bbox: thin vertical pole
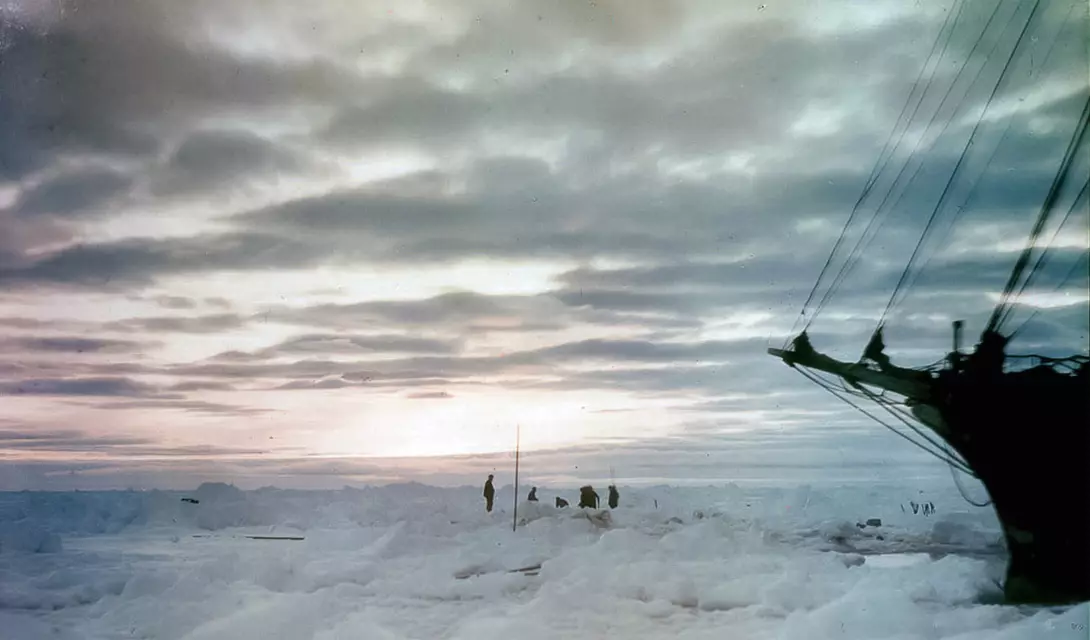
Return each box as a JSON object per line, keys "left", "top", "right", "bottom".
{"left": 512, "top": 424, "right": 520, "bottom": 532}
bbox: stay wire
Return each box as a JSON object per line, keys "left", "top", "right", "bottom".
{"left": 791, "top": 0, "right": 967, "bottom": 340}
{"left": 880, "top": 0, "right": 1046, "bottom": 325}
{"left": 899, "top": 1, "right": 1082, "bottom": 319}
{"left": 807, "top": 0, "right": 1014, "bottom": 327}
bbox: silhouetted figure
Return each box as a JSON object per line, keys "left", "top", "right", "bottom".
{"left": 929, "top": 501, "right": 935, "bottom": 515}
{"left": 555, "top": 497, "right": 569, "bottom": 508}
{"left": 528, "top": 487, "right": 538, "bottom": 502}
{"left": 483, "top": 474, "right": 495, "bottom": 513}
{"left": 967, "top": 329, "right": 1009, "bottom": 377}
{"left": 608, "top": 485, "right": 619, "bottom": 509}
{"left": 910, "top": 501, "right": 919, "bottom": 514}
{"left": 863, "top": 326, "right": 892, "bottom": 371}
{"left": 792, "top": 331, "right": 815, "bottom": 357}
{"left": 578, "top": 485, "right": 600, "bottom": 509}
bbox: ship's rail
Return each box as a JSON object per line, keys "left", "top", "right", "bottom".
{"left": 1004, "top": 353, "right": 1088, "bottom": 375}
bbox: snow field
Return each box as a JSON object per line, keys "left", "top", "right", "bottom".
{"left": 1, "top": 481, "right": 1086, "bottom": 639}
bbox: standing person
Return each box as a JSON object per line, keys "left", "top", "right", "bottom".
{"left": 578, "top": 485, "right": 599, "bottom": 509}
{"left": 483, "top": 474, "right": 495, "bottom": 513}
{"left": 608, "top": 485, "right": 619, "bottom": 509}
{"left": 528, "top": 487, "right": 538, "bottom": 502}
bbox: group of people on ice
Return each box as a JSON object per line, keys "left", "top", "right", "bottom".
{"left": 482, "top": 474, "right": 619, "bottom": 513}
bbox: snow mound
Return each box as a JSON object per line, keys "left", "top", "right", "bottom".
{"left": 0, "top": 521, "right": 62, "bottom": 553}
{"left": 1, "top": 481, "right": 1084, "bottom": 639}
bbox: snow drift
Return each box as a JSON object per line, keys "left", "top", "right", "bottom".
{"left": 0, "top": 481, "right": 1085, "bottom": 639}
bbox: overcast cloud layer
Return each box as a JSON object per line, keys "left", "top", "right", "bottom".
{"left": 0, "top": 0, "right": 1087, "bottom": 490}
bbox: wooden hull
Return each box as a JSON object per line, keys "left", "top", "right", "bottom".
{"left": 770, "top": 346, "right": 1090, "bottom": 604}
{"left": 932, "top": 366, "right": 1090, "bottom": 604}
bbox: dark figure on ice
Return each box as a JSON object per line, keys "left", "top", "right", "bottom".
{"left": 528, "top": 487, "right": 538, "bottom": 502}
{"left": 555, "top": 497, "right": 569, "bottom": 508}
{"left": 578, "top": 485, "right": 600, "bottom": 509}
{"left": 608, "top": 485, "right": 619, "bottom": 509}
{"left": 483, "top": 474, "right": 495, "bottom": 513}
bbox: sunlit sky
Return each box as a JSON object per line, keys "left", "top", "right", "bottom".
{"left": 0, "top": 0, "right": 1086, "bottom": 489}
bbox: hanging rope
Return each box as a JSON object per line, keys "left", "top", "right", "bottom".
{"left": 989, "top": 95, "right": 1090, "bottom": 333}
{"left": 1002, "top": 174, "right": 1090, "bottom": 329}
{"left": 790, "top": 0, "right": 966, "bottom": 341}
{"left": 892, "top": 0, "right": 1083, "bottom": 327}
{"left": 879, "top": 0, "right": 1046, "bottom": 326}
{"left": 806, "top": 0, "right": 1013, "bottom": 328}
{"left": 796, "top": 367, "right": 975, "bottom": 475}
{"left": 948, "top": 454, "right": 992, "bottom": 507}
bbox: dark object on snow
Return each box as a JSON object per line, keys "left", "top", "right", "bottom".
{"left": 181, "top": 498, "right": 199, "bottom": 504}
{"left": 528, "top": 487, "right": 538, "bottom": 502}
{"left": 578, "top": 485, "right": 599, "bottom": 509}
{"left": 608, "top": 485, "right": 619, "bottom": 509}
{"left": 483, "top": 475, "right": 495, "bottom": 513}
{"left": 555, "top": 497, "right": 569, "bottom": 508}
{"left": 866, "top": 518, "right": 882, "bottom": 527}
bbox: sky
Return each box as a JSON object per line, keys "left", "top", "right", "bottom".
{"left": 0, "top": 0, "right": 1087, "bottom": 490}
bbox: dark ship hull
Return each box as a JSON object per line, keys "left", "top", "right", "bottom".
{"left": 770, "top": 340, "right": 1090, "bottom": 604}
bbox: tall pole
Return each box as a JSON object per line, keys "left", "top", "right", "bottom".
{"left": 512, "top": 424, "right": 520, "bottom": 532}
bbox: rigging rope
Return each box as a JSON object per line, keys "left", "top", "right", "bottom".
{"left": 989, "top": 95, "right": 1090, "bottom": 333}
{"left": 879, "top": 0, "right": 1046, "bottom": 325}
{"left": 790, "top": 0, "right": 966, "bottom": 342}
{"left": 1001, "top": 172, "right": 1090, "bottom": 329}
{"left": 796, "top": 367, "right": 975, "bottom": 475}
{"left": 948, "top": 455, "right": 992, "bottom": 507}
{"left": 806, "top": 0, "right": 1013, "bottom": 328}
{"left": 898, "top": 0, "right": 1076, "bottom": 309}
{"left": 1008, "top": 250, "right": 1089, "bottom": 342}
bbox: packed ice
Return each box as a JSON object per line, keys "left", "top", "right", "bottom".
{"left": 1, "top": 480, "right": 1086, "bottom": 639}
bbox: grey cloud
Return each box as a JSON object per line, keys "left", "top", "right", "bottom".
{"left": 0, "top": 336, "right": 154, "bottom": 355}
{"left": 275, "top": 378, "right": 354, "bottom": 391}
{"left": 0, "top": 428, "right": 268, "bottom": 455}
{"left": 254, "top": 333, "right": 460, "bottom": 357}
{"left": 167, "top": 380, "right": 239, "bottom": 392}
{"left": 152, "top": 129, "right": 307, "bottom": 195}
{"left": 100, "top": 399, "right": 272, "bottom": 417}
{"left": 0, "top": 232, "right": 324, "bottom": 287}
{"left": 151, "top": 295, "right": 199, "bottom": 310}
{"left": 0, "top": 376, "right": 161, "bottom": 397}
{"left": 106, "top": 313, "right": 249, "bottom": 334}
{"left": 406, "top": 391, "right": 453, "bottom": 399}
{"left": 0, "top": 1, "right": 365, "bottom": 180}
{"left": 12, "top": 166, "right": 133, "bottom": 217}
{"left": 0, "top": 429, "right": 149, "bottom": 448}
{"left": 265, "top": 292, "right": 568, "bottom": 332}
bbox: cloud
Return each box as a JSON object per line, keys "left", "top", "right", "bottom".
{"left": 99, "top": 399, "right": 272, "bottom": 417}
{"left": 247, "top": 333, "right": 460, "bottom": 358}
{"left": 12, "top": 166, "right": 133, "bottom": 218}
{"left": 0, "top": 428, "right": 269, "bottom": 455}
{"left": 0, "top": 336, "right": 153, "bottom": 354}
{"left": 105, "top": 313, "right": 249, "bottom": 334}
{"left": 406, "top": 391, "right": 453, "bottom": 400}
{"left": 0, "top": 0, "right": 1084, "bottom": 491}
{"left": 0, "top": 376, "right": 162, "bottom": 397}
{"left": 151, "top": 128, "right": 308, "bottom": 195}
